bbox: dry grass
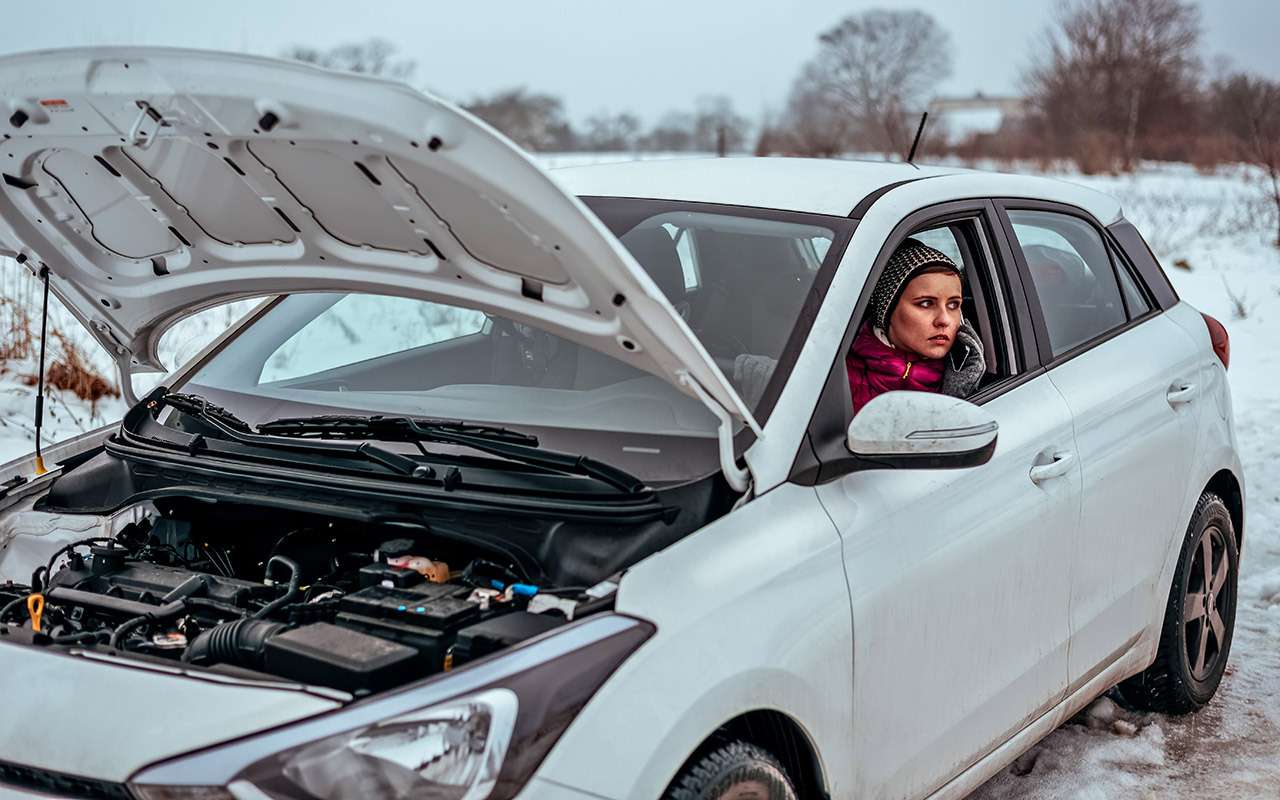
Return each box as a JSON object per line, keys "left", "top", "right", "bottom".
{"left": 15, "top": 331, "right": 120, "bottom": 415}
{"left": 0, "top": 298, "right": 33, "bottom": 361}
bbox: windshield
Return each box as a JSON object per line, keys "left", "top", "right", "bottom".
{"left": 174, "top": 198, "right": 852, "bottom": 483}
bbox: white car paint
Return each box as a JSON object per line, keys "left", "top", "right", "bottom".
{"left": 0, "top": 643, "right": 341, "bottom": 781}
{"left": 0, "top": 47, "right": 754, "bottom": 429}
{"left": 0, "top": 48, "right": 1244, "bottom": 800}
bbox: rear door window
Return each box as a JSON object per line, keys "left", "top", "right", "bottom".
{"left": 1006, "top": 209, "right": 1127, "bottom": 357}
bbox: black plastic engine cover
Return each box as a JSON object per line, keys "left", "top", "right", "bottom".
{"left": 55, "top": 562, "right": 271, "bottom": 609}
{"left": 264, "top": 622, "right": 420, "bottom": 693}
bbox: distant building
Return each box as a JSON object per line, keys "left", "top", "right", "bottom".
{"left": 927, "top": 93, "right": 1027, "bottom": 144}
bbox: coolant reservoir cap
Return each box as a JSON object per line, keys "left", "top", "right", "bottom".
{"left": 377, "top": 538, "right": 416, "bottom": 560}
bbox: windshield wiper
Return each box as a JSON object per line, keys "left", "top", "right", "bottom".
{"left": 256, "top": 415, "right": 645, "bottom": 494}
{"left": 258, "top": 415, "right": 539, "bottom": 446}
{"left": 144, "top": 394, "right": 436, "bottom": 481}
{"left": 160, "top": 392, "right": 254, "bottom": 433}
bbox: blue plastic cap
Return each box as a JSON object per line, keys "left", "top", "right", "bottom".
{"left": 511, "top": 583, "right": 539, "bottom": 597}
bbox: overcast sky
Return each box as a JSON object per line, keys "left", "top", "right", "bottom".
{"left": 5, "top": 1, "right": 1278, "bottom": 124}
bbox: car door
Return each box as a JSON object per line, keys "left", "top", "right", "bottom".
{"left": 997, "top": 202, "right": 1203, "bottom": 691}
{"left": 810, "top": 204, "right": 1081, "bottom": 799}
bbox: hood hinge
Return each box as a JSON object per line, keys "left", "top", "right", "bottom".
{"left": 678, "top": 372, "right": 755, "bottom": 495}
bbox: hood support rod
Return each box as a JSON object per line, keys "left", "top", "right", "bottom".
{"left": 33, "top": 265, "right": 50, "bottom": 475}
{"left": 678, "top": 372, "right": 753, "bottom": 495}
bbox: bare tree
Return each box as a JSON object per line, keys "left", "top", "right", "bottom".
{"left": 639, "top": 112, "right": 696, "bottom": 152}
{"left": 463, "top": 88, "right": 575, "bottom": 151}
{"left": 692, "top": 95, "right": 750, "bottom": 153}
{"left": 805, "top": 9, "right": 952, "bottom": 156}
{"left": 782, "top": 61, "right": 857, "bottom": 157}
{"left": 1023, "top": 0, "right": 1201, "bottom": 171}
{"left": 282, "top": 38, "right": 416, "bottom": 80}
{"left": 1210, "top": 73, "right": 1280, "bottom": 247}
{"left": 581, "top": 112, "right": 642, "bottom": 152}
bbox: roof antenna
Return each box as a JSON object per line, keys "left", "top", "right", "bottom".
{"left": 906, "top": 111, "right": 929, "bottom": 165}
{"left": 32, "top": 265, "right": 50, "bottom": 475}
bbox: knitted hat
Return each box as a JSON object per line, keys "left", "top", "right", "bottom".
{"left": 868, "top": 238, "right": 961, "bottom": 332}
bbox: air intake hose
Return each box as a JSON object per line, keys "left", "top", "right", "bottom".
{"left": 182, "top": 618, "right": 285, "bottom": 670}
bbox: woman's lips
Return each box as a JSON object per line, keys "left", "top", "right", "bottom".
{"left": 929, "top": 335, "right": 951, "bottom": 345}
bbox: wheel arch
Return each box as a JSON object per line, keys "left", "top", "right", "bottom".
{"left": 662, "top": 708, "right": 829, "bottom": 799}
{"left": 1205, "top": 468, "right": 1244, "bottom": 551}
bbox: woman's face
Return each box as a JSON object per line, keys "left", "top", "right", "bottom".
{"left": 887, "top": 271, "right": 963, "bottom": 360}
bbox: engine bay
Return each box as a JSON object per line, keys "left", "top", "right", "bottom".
{"left": 0, "top": 501, "right": 618, "bottom": 695}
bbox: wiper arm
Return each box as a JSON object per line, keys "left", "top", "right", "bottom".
{"left": 159, "top": 392, "right": 254, "bottom": 433}
{"left": 258, "top": 415, "right": 539, "bottom": 446}
{"left": 145, "top": 395, "right": 436, "bottom": 481}
{"left": 257, "top": 415, "right": 645, "bottom": 494}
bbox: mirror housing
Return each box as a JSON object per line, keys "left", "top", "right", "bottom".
{"left": 847, "top": 391, "right": 998, "bottom": 470}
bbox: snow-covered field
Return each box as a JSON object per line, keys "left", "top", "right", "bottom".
{"left": 1, "top": 156, "right": 1278, "bottom": 796}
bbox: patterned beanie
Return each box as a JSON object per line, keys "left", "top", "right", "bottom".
{"left": 868, "top": 238, "right": 961, "bottom": 332}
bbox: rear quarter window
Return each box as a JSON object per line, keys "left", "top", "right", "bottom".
{"left": 1107, "top": 220, "right": 1178, "bottom": 311}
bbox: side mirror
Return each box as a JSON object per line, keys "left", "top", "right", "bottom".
{"left": 847, "top": 391, "right": 998, "bottom": 469}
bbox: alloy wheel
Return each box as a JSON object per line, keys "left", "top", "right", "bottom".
{"left": 1184, "top": 523, "right": 1232, "bottom": 680}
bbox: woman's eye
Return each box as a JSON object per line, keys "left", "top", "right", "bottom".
{"left": 917, "top": 300, "right": 933, "bottom": 308}
{"left": 947, "top": 300, "right": 961, "bottom": 310}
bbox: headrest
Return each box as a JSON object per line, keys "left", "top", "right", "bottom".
{"left": 620, "top": 227, "right": 686, "bottom": 302}
{"left": 1023, "top": 244, "right": 1093, "bottom": 304}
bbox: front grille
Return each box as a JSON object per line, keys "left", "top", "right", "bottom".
{"left": 0, "top": 759, "right": 133, "bottom": 799}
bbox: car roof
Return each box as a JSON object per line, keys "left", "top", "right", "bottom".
{"left": 552, "top": 156, "right": 1123, "bottom": 222}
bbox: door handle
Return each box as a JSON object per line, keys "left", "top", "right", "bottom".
{"left": 1167, "top": 383, "right": 1198, "bottom": 406}
{"left": 1030, "top": 451, "right": 1074, "bottom": 484}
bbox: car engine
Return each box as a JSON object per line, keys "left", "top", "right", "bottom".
{"left": 0, "top": 505, "right": 602, "bottom": 695}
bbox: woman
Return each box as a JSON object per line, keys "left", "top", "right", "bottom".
{"left": 848, "top": 238, "right": 986, "bottom": 414}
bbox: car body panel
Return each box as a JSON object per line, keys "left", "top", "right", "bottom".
{"left": 1047, "top": 312, "right": 1204, "bottom": 689}
{"left": 816, "top": 375, "right": 1080, "bottom": 798}
{"left": 0, "top": 641, "right": 340, "bottom": 782}
{"left": 533, "top": 482, "right": 852, "bottom": 798}
{"left": 0, "top": 47, "right": 755, "bottom": 427}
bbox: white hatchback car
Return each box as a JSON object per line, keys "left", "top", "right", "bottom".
{"left": 0, "top": 49, "right": 1243, "bottom": 800}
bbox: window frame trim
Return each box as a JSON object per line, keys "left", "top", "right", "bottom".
{"left": 791, "top": 198, "right": 1038, "bottom": 485}
{"left": 993, "top": 198, "right": 1165, "bottom": 372}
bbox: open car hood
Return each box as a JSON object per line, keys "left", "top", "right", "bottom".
{"left": 0, "top": 47, "right": 758, "bottom": 429}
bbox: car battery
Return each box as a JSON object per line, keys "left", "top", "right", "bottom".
{"left": 335, "top": 583, "right": 481, "bottom": 672}
{"left": 451, "top": 611, "right": 565, "bottom": 666}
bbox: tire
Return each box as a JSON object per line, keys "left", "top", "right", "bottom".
{"left": 664, "top": 741, "right": 799, "bottom": 800}
{"left": 1119, "top": 492, "right": 1239, "bottom": 714}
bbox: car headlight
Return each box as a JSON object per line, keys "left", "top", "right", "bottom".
{"left": 279, "top": 688, "right": 516, "bottom": 800}
{"left": 129, "top": 614, "right": 652, "bottom": 800}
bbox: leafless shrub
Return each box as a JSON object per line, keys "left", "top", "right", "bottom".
{"left": 0, "top": 297, "right": 33, "bottom": 361}
{"left": 18, "top": 331, "right": 119, "bottom": 415}
{"left": 1221, "top": 276, "right": 1250, "bottom": 320}
{"left": 1209, "top": 73, "right": 1280, "bottom": 247}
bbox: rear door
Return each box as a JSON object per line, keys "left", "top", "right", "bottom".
{"left": 997, "top": 201, "right": 1203, "bottom": 690}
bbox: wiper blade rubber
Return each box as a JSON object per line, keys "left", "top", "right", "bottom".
{"left": 257, "top": 415, "right": 645, "bottom": 494}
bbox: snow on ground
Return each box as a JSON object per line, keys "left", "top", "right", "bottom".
{"left": 1, "top": 155, "right": 1279, "bottom": 795}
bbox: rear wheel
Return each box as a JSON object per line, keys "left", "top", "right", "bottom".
{"left": 664, "top": 741, "right": 798, "bottom": 800}
{"left": 1119, "top": 492, "right": 1238, "bottom": 714}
